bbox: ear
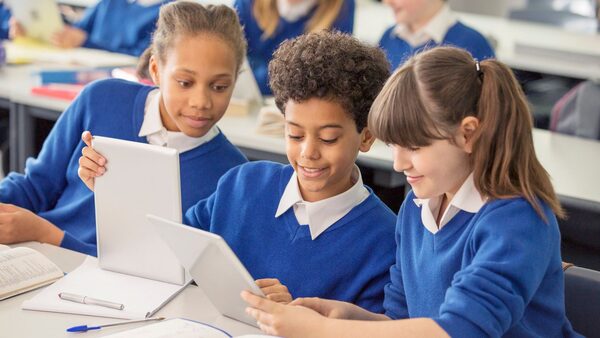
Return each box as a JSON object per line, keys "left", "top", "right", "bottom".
{"left": 149, "top": 55, "right": 161, "bottom": 86}
{"left": 358, "top": 127, "right": 376, "bottom": 153}
{"left": 458, "top": 116, "right": 479, "bottom": 154}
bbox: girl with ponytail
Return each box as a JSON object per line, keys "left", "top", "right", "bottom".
{"left": 241, "top": 46, "right": 581, "bottom": 338}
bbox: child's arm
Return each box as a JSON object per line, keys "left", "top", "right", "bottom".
{"left": 242, "top": 291, "right": 448, "bottom": 338}
{"left": 0, "top": 203, "right": 64, "bottom": 246}
{"left": 255, "top": 278, "right": 292, "bottom": 304}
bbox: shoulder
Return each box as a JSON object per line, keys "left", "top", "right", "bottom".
{"left": 473, "top": 197, "right": 559, "bottom": 242}
{"left": 379, "top": 25, "right": 396, "bottom": 44}
{"left": 219, "top": 161, "right": 290, "bottom": 186}
{"left": 81, "top": 78, "right": 148, "bottom": 98}
{"left": 233, "top": 0, "right": 253, "bottom": 13}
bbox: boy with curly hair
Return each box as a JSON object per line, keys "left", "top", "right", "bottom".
{"left": 184, "top": 31, "right": 396, "bottom": 312}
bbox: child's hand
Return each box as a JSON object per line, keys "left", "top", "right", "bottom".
{"left": 291, "top": 297, "right": 387, "bottom": 321}
{"left": 50, "top": 26, "right": 87, "bottom": 49}
{"left": 241, "top": 290, "right": 326, "bottom": 338}
{"left": 255, "top": 278, "right": 292, "bottom": 304}
{"left": 8, "top": 18, "right": 26, "bottom": 39}
{"left": 0, "top": 203, "right": 64, "bottom": 246}
{"left": 77, "top": 131, "right": 106, "bottom": 191}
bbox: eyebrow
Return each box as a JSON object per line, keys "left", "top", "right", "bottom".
{"left": 174, "top": 68, "right": 233, "bottom": 79}
{"left": 286, "top": 121, "right": 343, "bottom": 130}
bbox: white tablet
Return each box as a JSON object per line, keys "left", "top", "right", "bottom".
{"left": 93, "top": 136, "right": 187, "bottom": 286}
{"left": 5, "top": 0, "right": 64, "bottom": 43}
{"left": 146, "top": 214, "right": 265, "bottom": 327}
{"left": 232, "top": 58, "right": 263, "bottom": 104}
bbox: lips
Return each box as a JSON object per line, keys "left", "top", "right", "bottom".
{"left": 405, "top": 174, "right": 423, "bottom": 184}
{"left": 297, "top": 165, "right": 327, "bottom": 179}
{"left": 182, "top": 115, "right": 212, "bottom": 129}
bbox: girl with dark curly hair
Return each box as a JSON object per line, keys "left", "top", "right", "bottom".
{"left": 184, "top": 31, "right": 397, "bottom": 313}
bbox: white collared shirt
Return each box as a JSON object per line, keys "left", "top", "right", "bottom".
{"left": 393, "top": 4, "right": 457, "bottom": 47}
{"left": 413, "top": 173, "right": 486, "bottom": 234}
{"left": 138, "top": 89, "right": 219, "bottom": 153}
{"left": 275, "top": 166, "right": 370, "bottom": 240}
{"left": 277, "top": 0, "right": 318, "bottom": 22}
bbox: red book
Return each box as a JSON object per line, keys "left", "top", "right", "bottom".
{"left": 31, "top": 84, "right": 85, "bottom": 101}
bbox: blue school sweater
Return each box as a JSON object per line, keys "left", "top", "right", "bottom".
{"left": 384, "top": 191, "right": 581, "bottom": 337}
{"left": 0, "top": 5, "right": 10, "bottom": 40}
{"left": 0, "top": 79, "right": 247, "bottom": 256}
{"left": 234, "top": 0, "right": 355, "bottom": 95}
{"left": 74, "top": 0, "right": 171, "bottom": 56}
{"left": 185, "top": 161, "right": 396, "bottom": 312}
{"left": 379, "top": 21, "right": 495, "bottom": 69}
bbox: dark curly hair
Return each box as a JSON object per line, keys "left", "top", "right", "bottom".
{"left": 268, "top": 31, "right": 390, "bottom": 132}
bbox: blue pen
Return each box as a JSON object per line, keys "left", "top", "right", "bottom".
{"left": 66, "top": 317, "right": 165, "bottom": 332}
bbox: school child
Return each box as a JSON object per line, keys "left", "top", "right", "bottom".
{"left": 379, "top": 0, "right": 495, "bottom": 69}
{"left": 183, "top": 31, "right": 395, "bottom": 311}
{"left": 0, "top": 2, "right": 248, "bottom": 256}
{"left": 241, "top": 46, "right": 582, "bottom": 338}
{"left": 9, "top": 0, "right": 170, "bottom": 56}
{"left": 0, "top": 3, "right": 9, "bottom": 40}
{"left": 234, "top": 0, "right": 355, "bottom": 95}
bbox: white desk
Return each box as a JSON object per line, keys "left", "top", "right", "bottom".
{"left": 0, "top": 242, "right": 261, "bottom": 338}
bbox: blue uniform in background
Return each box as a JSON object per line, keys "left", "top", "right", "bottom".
{"left": 74, "top": 0, "right": 171, "bottom": 56}
{"left": 234, "top": 0, "right": 355, "bottom": 95}
{"left": 0, "top": 79, "right": 247, "bottom": 256}
{"left": 379, "top": 21, "right": 495, "bottom": 69}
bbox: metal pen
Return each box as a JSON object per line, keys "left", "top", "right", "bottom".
{"left": 58, "top": 292, "right": 125, "bottom": 310}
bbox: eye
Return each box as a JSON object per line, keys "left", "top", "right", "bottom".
{"left": 177, "top": 80, "right": 192, "bottom": 88}
{"left": 287, "top": 134, "right": 303, "bottom": 141}
{"left": 211, "top": 84, "right": 230, "bottom": 92}
{"left": 320, "top": 138, "right": 338, "bottom": 144}
{"left": 408, "top": 146, "right": 420, "bottom": 152}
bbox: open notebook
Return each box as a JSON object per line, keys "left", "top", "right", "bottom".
{"left": 22, "top": 257, "right": 188, "bottom": 319}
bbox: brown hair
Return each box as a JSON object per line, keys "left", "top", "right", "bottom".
{"left": 269, "top": 31, "right": 390, "bottom": 131}
{"left": 253, "top": 0, "right": 344, "bottom": 39}
{"left": 137, "top": 1, "right": 247, "bottom": 75}
{"left": 369, "top": 46, "right": 563, "bottom": 220}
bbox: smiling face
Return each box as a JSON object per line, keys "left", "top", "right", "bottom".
{"left": 391, "top": 135, "right": 471, "bottom": 202}
{"left": 284, "top": 98, "right": 374, "bottom": 202}
{"left": 149, "top": 34, "right": 237, "bottom": 137}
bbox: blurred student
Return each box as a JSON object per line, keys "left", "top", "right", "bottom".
{"left": 9, "top": 0, "right": 170, "bottom": 56}
{"left": 242, "top": 46, "right": 581, "bottom": 338}
{"left": 379, "top": 0, "right": 494, "bottom": 69}
{"left": 0, "top": 2, "right": 247, "bottom": 256}
{"left": 234, "top": 0, "right": 355, "bottom": 95}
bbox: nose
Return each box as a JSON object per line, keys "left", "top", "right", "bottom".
{"left": 392, "top": 146, "right": 411, "bottom": 173}
{"left": 190, "top": 86, "right": 212, "bottom": 110}
{"left": 301, "top": 138, "right": 320, "bottom": 161}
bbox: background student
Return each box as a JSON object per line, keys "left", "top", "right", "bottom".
{"left": 379, "top": 0, "right": 495, "bottom": 69}
{"left": 234, "top": 0, "right": 355, "bottom": 95}
{"left": 9, "top": 0, "right": 170, "bottom": 56}
{"left": 143, "top": 31, "right": 391, "bottom": 310}
{"left": 241, "top": 46, "right": 581, "bottom": 338}
{"left": 0, "top": 3, "right": 8, "bottom": 40}
{"left": 0, "top": 2, "right": 248, "bottom": 256}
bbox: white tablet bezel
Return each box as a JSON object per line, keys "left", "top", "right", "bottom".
{"left": 146, "top": 214, "right": 264, "bottom": 327}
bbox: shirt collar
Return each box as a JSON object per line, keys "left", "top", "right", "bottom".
{"left": 413, "top": 173, "right": 486, "bottom": 234}
{"left": 138, "top": 89, "right": 219, "bottom": 153}
{"left": 393, "top": 4, "right": 457, "bottom": 47}
{"left": 275, "top": 165, "right": 370, "bottom": 240}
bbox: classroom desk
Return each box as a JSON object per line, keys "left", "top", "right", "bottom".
{"left": 354, "top": 0, "right": 600, "bottom": 80}
{"left": 0, "top": 242, "right": 262, "bottom": 338}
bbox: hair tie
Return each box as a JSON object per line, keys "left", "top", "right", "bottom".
{"left": 474, "top": 59, "right": 483, "bottom": 80}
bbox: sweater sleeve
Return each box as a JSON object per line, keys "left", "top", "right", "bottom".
{"left": 383, "top": 201, "right": 409, "bottom": 319}
{"left": 0, "top": 88, "right": 87, "bottom": 212}
{"left": 184, "top": 194, "right": 215, "bottom": 232}
{"left": 434, "top": 200, "right": 558, "bottom": 338}
{"left": 61, "top": 232, "right": 97, "bottom": 256}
